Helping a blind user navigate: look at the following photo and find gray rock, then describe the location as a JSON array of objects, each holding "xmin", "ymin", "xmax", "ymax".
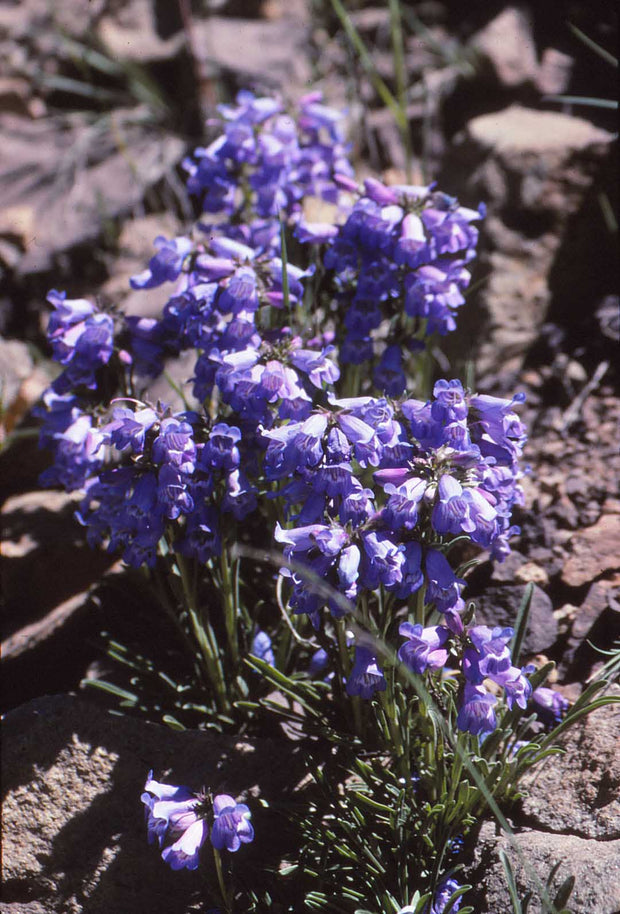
[
  {"xmin": 467, "ymin": 821, "xmax": 620, "ymax": 914},
  {"xmin": 471, "ymin": 7, "xmax": 538, "ymax": 88},
  {"xmin": 192, "ymin": 15, "xmax": 311, "ymax": 91},
  {"xmin": 519, "ymin": 686, "xmax": 620, "ymax": 839},
  {"xmin": 440, "ymin": 106, "xmax": 614, "ymax": 380},
  {"xmin": 1, "ymin": 115, "xmax": 185, "ymax": 276},
  {"xmin": 472, "ymin": 583, "xmax": 558, "ymax": 655},
  {"xmin": 1, "ymin": 694, "xmax": 306, "ymax": 913}
]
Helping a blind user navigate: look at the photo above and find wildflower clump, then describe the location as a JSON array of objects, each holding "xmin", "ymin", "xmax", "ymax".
[{"xmin": 33, "ymin": 87, "xmax": 607, "ymax": 914}]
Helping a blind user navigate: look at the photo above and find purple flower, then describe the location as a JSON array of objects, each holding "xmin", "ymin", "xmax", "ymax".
[
  {"xmin": 251, "ymin": 630, "xmax": 275, "ymax": 666},
  {"xmin": 373, "ymin": 345, "xmax": 407, "ymax": 396},
  {"xmin": 46, "ymin": 290, "xmax": 115, "ymax": 392},
  {"xmin": 162, "ymin": 818, "xmax": 209, "ymax": 871},
  {"xmin": 201, "ymin": 423, "xmax": 242, "ymax": 471},
  {"xmin": 210, "ymin": 795, "xmax": 254, "ymax": 852},
  {"xmin": 424, "ymin": 548, "xmax": 465, "ymax": 614},
  {"xmin": 130, "ymin": 235, "xmax": 193, "ymax": 289},
  {"xmin": 398, "ymin": 622, "xmax": 449, "ymax": 674},
  {"xmin": 346, "ymin": 645, "xmax": 387, "ymax": 699},
  {"xmin": 141, "ymin": 771, "xmax": 207, "ymax": 870},
  {"xmin": 101, "ymin": 405, "xmax": 158, "ymax": 453},
  {"xmin": 380, "ymin": 473, "xmax": 428, "ymax": 531},
  {"xmin": 428, "ymin": 878, "xmax": 463, "ymax": 914},
  {"xmin": 308, "ymin": 646, "xmax": 329, "ymax": 676},
  {"xmin": 457, "ymin": 683, "xmax": 497, "ymax": 737},
  {"xmin": 502, "ymin": 667, "xmax": 533, "ymax": 710},
  {"xmin": 532, "ymin": 686, "xmax": 569, "ymax": 727},
  {"xmin": 361, "ymin": 531, "xmax": 404, "ymax": 590},
  {"xmin": 464, "ymin": 625, "xmax": 514, "ymax": 685}
]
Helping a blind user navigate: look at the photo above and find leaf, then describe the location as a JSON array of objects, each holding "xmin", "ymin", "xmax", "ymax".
[
  {"xmin": 500, "ymin": 849, "xmax": 522, "ymax": 913},
  {"xmin": 80, "ymin": 677, "xmax": 138, "ymax": 703},
  {"xmin": 161, "ymin": 714, "xmax": 185, "ymax": 731},
  {"xmin": 553, "ymin": 875, "xmax": 575, "ymax": 910},
  {"xmin": 511, "ymin": 583, "xmax": 533, "ymax": 667}
]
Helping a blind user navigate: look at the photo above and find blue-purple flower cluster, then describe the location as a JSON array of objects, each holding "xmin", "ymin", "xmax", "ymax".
[
  {"xmin": 298, "ymin": 176, "xmax": 484, "ymax": 389},
  {"xmin": 142, "ymin": 771, "xmax": 254, "ymax": 871},
  {"xmin": 75, "ymin": 405, "xmax": 260, "ymax": 567},
  {"xmin": 183, "ymin": 89, "xmax": 352, "ymax": 226},
  {"xmin": 269, "ymin": 379, "xmax": 526, "ymax": 734},
  {"xmin": 270, "ymin": 379, "xmax": 525, "ymax": 627}
]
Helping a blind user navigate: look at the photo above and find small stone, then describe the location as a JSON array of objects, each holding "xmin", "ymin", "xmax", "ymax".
[
  {"xmin": 473, "ymin": 584, "xmax": 557, "ymax": 654},
  {"xmin": 472, "ymin": 8, "xmax": 538, "ymax": 88},
  {"xmin": 536, "ymin": 47, "xmax": 574, "ymax": 95},
  {"xmin": 514, "ymin": 561, "xmax": 549, "ymax": 587}
]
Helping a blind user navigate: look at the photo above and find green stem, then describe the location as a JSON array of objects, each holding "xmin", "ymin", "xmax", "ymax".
[
  {"xmin": 220, "ymin": 547, "xmax": 240, "ymax": 669},
  {"xmin": 446, "ymin": 731, "xmax": 466, "ymax": 807},
  {"xmin": 379, "ymin": 686, "xmax": 408, "ymax": 781},
  {"xmin": 175, "ymin": 553, "xmax": 230, "ymax": 714},
  {"xmin": 388, "ymin": 0, "xmax": 412, "ymax": 181},
  {"xmin": 212, "ymin": 846, "xmax": 233, "ymax": 913},
  {"xmin": 413, "ymin": 584, "xmax": 427, "ymax": 626}
]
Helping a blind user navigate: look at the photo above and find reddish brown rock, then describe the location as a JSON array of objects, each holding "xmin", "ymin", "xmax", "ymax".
[{"xmin": 562, "ymin": 514, "xmax": 620, "ymax": 587}]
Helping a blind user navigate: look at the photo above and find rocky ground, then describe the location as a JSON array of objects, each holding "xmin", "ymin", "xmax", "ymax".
[{"xmin": 1, "ymin": 1, "xmax": 618, "ymax": 912}]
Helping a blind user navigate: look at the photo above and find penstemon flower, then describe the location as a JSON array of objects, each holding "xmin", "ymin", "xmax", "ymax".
[{"xmin": 141, "ymin": 773, "xmax": 254, "ymax": 870}]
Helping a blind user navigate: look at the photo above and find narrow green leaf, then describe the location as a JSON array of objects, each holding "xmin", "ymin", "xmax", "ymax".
[
  {"xmin": 544, "ymin": 94, "xmax": 617, "ymax": 109},
  {"xmin": 511, "ymin": 583, "xmax": 533, "ymax": 666},
  {"xmin": 81, "ymin": 678, "xmax": 138, "ymax": 703},
  {"xmin": 162, "ymin": 714, "xmax": 186, "ymax": 731},
  {"xmin": 568, "ymin": 23, "xmax": 618, "ymax": 67}
]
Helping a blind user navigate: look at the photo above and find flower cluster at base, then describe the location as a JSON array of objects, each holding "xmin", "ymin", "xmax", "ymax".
[{"xmin": 141, "ymin": 771, "xmax": 254, "ymax": 871}]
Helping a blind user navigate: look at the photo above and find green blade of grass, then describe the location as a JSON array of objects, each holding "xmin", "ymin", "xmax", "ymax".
[
  {"xmin": 544, "ymin": 94, "xmax": 618, "ymax": 110},
  {"xmin": 568, "ymin": 23, "xmax": 618, "ymax": 67},
  {"xmin": 329, "ymin": 0, "xmax": 403, "ymax": 127}
]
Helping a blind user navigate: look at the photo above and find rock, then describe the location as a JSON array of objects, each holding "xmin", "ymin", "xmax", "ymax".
[
  {"xmin": 192, "ymin": 15, "xmax": 311, "ymax": 90},
  {"xmin": 514, "ymin": 561, "xmax": 549, "ymax": 588},
  {"xmin": 0, "ymin": 0, "xmax": 107, "ymax": 47},
  {"xmin": 0, "ymin": 337, "xmax": 48, "ymax": 440},
  {"xmin": 441, "ymin": 106, "xmax": 614, "ymax": 379},
  {"xmin": 520, "ymin": 687, "xmax": 620, "ymax": 839},
  {"xmin": 560, "ymin": 573, "xmax": 620, "ymax": 679},
  {"xmin": 1, "ymin": 490, "xmax": 118, "ymax": 711},
  {"xmin": 471, "ymin": 584, "xmax": 558, "ymax": 655},
  {"xmin": 536, "ymin": 47, "xmax": 574, "ymax": 96},
  {"xmin": 471, "ymin": 7, "xmax": 538, "ymax": 88},
  {"xmin": 467, "ymin": 821, "xmax": 620, "ymax": 914},
  {"xmin": 562, "ymin": 514, "xmax": 620, "ymax": 587},
  {"xmin": 1, "ymin": 694, "xmax": 306, "ymax": 913},
  {"xmin": 1, "ymin": 491, "xmax": 115, "ymax": 637},
  {"xmin": 466, "ymin": 106, "xmax": 611, "ymax": 156},
  {"xmin": 97, "ymin": 0, "xmax": 185, "ymax": 65},
  {"xmin": 1, "ymin": 114, "xmax": 185, "ymax": 276}
]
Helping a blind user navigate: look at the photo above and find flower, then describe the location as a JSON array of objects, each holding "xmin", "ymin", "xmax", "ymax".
[
  {"xmin": 346, "ymin": 645, "xmax": 387, "ymax": 699},
  {"xmin": 398, "ymin": 622, "xmax": 449, "ymax": 674},
  {"xmin": 456, "ymin": 683, "xmax": 497, "ymax": 737},
  {"xmin": 428, "ymin": 878, "xmax": 463, "ymax": 913},
  {"xmin": 532, "ymin": 686, "xmax": 569, "ymax": 728},
  {"xmin": 142, "ymin": 773, "xmax": 254, "ymax": 868},
  {"xmin": 141, "ymin": 771, "xmax": 207, "ymax": 870},
  {"xmin": 210, "ymin": 795, "xmax": 254, "ymax": 852},
  {"xmin": 251, "ymin": 630, "xmax": 275, "ymax": 666}
]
